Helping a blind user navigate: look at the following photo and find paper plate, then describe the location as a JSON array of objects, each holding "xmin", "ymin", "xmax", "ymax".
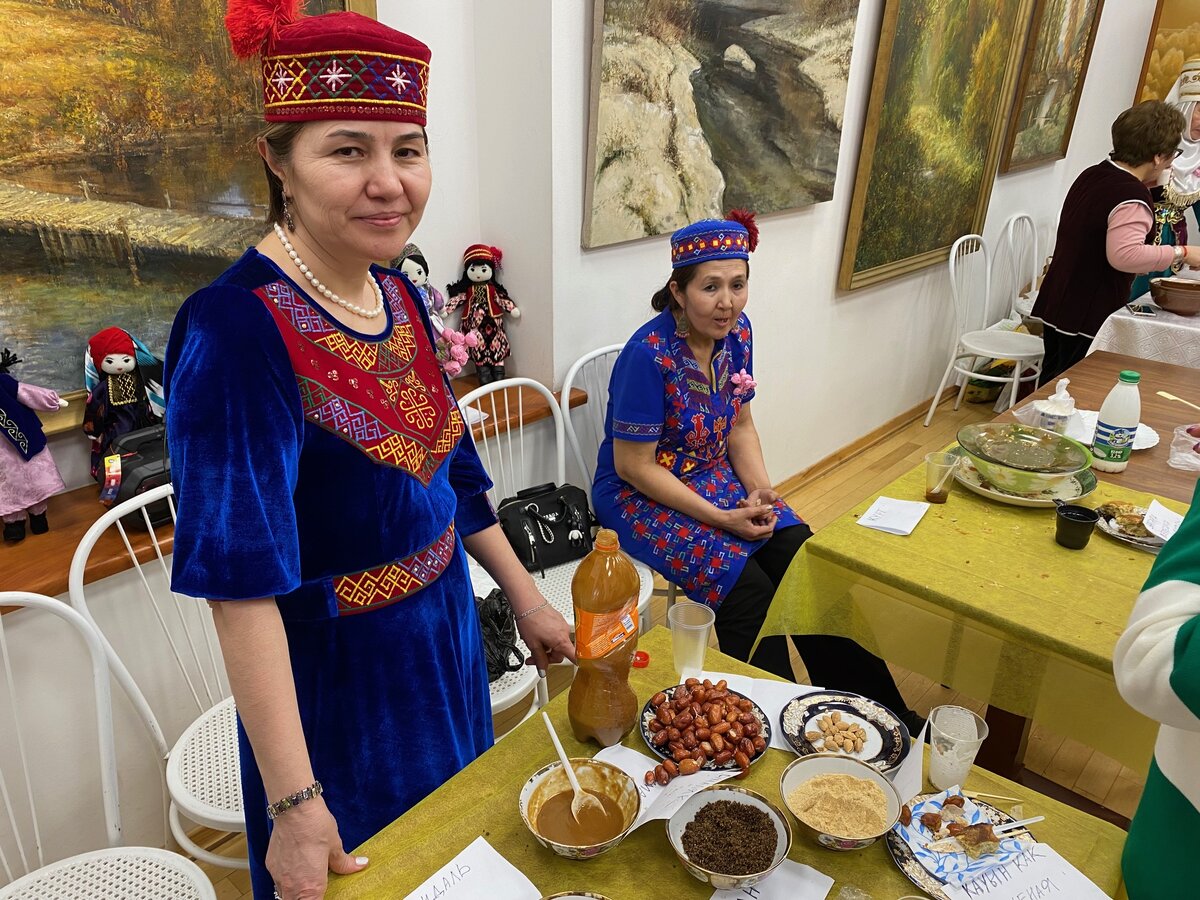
[
  {"xmin": 1096, "ymin": 511, "xmax": 1164, "ymax": 555},
  {"xmin": 949, "ymin": 447, "xmax": 1097, "ymax": 508}
]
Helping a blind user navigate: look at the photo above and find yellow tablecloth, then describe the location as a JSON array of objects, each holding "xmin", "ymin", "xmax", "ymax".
[
  {"xmin": 760, "ymin": 460, "xmax": 1190, "ymax": 771},
  {"xmin": 327, "ymin": 627, "xmax": 1126, "ymax": 899}
]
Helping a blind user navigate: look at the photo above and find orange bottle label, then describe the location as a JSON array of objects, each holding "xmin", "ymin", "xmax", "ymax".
[{"xmin": 575, "ymin": 603, "xmax": 638, "ymax": 660}]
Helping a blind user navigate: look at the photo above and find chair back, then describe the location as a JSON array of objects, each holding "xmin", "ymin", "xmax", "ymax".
[
  {"xmin": 68, "ymin": 484, "xmax": 227, "ymax": 768},
  {"xmin": 561, "ymin": 344, "xmax": 623, "ymax": 487},
  {"xmin": 949, "ymin": 234, "xmax": 991, "ymax": 337},
  {"xmin": 0, "ymin": 592, "xmax": 121, "ymax": 884},
  {"xmin": 1004, "ymin": 212, "xmax": 1039, "ymax": 315},
  {"xmin": 458, "ymin": 378, "xmax": 566, "ymax": 507}
]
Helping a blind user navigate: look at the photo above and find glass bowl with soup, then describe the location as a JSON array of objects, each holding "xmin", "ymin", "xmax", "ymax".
[
  {"xmin": 519, "ymin": 758, "xmax": 640, "ymax": 860},
  {"xmin": 779, "ymin": 754, "xmax": 901, "ymax": 851}
]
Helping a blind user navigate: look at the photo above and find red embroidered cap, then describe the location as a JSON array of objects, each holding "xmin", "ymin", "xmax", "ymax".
[
  {"xmin": 88, "ymin": 327, "xmax": 135, "ymax": 365},
  {"xmin": 462, "ymin": 244, "xmax": 503, "ymax": 267},
  {"xmin": 227, "ymin": 1, "xmax": 431, "ymax": 125}
]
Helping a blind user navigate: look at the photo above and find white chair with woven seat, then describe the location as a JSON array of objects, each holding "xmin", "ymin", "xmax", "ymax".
[
  {"xmin": 924, "ymin": 234, "xmax": 1045, "ymax": 426},
  {"xmin": 0, "ymin": 591, "xmax": 215, "ymax": 899},
  {"xmin": 67, "ymin": 484, "xmax": 247, "ymax": 870},
  {"xmin": 561, "ymin": 346, "xmax": 676, "ymax": 614},
  {"xmin": 459, "ymin": 377, "xmax": 654, "ymax": 637}
]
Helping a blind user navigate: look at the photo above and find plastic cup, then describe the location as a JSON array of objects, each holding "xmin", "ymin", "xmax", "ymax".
[
  {"xmin": 928, "ymin": 705, "xmax": 988, "ymax": 791},
  {"xmin": 924, "ymin": 452, "xmax": 959, "ymax": 504},
  {"xmin": 1055, "ymin": 504, "xmax": 1098, "ymax": 550},
  {"xmin": 667, "ymin": 602, "xmax": 714, "ymax": 680}
]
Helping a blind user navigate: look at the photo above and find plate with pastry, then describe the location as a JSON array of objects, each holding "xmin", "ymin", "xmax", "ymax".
[
  {"xmin": 886, "ymin": 788, "xmax": 1035, "ymax": 897},
  {"xmin": 1094, "ymin": 502, "xmax": 1165, "ymax": 554}
]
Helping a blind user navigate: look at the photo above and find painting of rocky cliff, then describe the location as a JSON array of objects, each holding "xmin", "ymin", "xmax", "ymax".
[
  {"xmin": 838, "ymin": 0, "xmax": 1031, "ymax": 290},
  {"xmin": 1001, "ymin": 0, "xmax": 1103, "ymax": 173},
  {"xmin": 582, "ymin": 0, "xmax": 862, "ymax": 249},
  {"xmin": 1136, "ymin": 0, "xmax": 1200, "ymax": 102}
]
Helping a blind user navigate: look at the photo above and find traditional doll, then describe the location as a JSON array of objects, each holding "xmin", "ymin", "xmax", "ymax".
[
  {"xmin": 82, "ymin": 327, "xmax": 157, "ymax": 480},
  {"xmin": 444, "ymin": 244, "xmax": 520, "ymax": 384},
  {"xmin": 394, "ymin": 243, "xmax": 446, "ymax": 335},
  {"xmin": 0, "ymin": 348, "xmax": 66, "ymax": 543}
]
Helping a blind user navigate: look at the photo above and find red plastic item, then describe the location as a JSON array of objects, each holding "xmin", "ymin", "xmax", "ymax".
[{"xmin": 632, "ymin": 651, "xmax": 650, "ymax": 669}]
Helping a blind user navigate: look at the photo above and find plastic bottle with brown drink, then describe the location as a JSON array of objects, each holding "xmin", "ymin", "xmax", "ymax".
[{"xmin": 568, "ymin": 528, "xmax": 641, "ymax": 747}]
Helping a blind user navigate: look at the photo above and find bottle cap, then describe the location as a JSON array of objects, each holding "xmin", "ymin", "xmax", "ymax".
[
  {"xmin": 594, "ymin": 528, "xmax": 618, "ymax": 550},
  {"xmin": 1118, "ymin": 370, "xmax": 1141, "ymax": 384}
]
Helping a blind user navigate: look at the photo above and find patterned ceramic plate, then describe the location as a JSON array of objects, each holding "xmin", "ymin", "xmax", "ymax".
[
  {"xmin": 639, "ymin": 684, "xmax": 770, "ymax": 770},
  {"xmin": 1097, "ymin": 511, "xmax": 1164, "ymax": 555},
  {"xmin": 885, "ymin": 791, "xmax": 1035, "ymax": 899},
  {"xmin": 949, "ymin": 447, "xmax": 1098, "ymax": 508},
  {"xmin": 777, "ymin": 690, "xmax": 910, "ymax": 774}
]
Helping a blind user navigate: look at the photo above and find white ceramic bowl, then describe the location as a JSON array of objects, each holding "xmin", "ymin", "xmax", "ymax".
[
  {"xmin": 518, "ymin": 759, "xmax": 640, "ymax": 860},
  {"xmin": 666, "ymin": 785, "xmax": 792, "ymax": 890},
  {"xmin": 779, "ymin": 754, "xmax": 902, "ymax": 851}
]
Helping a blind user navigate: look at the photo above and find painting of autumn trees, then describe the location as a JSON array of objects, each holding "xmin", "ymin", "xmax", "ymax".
[
  {"xmin": 1137, "ymin": 1, "xmax": 1200, "ymax": 102},
  {"xmin": 839, "ymin": 0, "xmax": 1029, "ymax": 290}
]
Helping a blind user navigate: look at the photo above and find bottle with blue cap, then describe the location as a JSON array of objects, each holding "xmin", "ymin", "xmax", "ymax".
[{"xmin": 1092, "ymin": 370, "xmax": 1141, "ymax": 473}]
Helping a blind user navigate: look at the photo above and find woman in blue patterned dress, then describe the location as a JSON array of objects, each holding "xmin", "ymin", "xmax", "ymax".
[{"xmin": 592, "ymin": 213, "xmax": 914, "ymax": 722}]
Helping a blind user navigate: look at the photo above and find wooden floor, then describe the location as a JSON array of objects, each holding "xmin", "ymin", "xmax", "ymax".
[{"xmin": 201, "ymin": 394, "xmax": 1143, "ymax": 898}]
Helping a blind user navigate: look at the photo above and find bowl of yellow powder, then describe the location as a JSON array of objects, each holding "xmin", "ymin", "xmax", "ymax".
[{"xmin": 779, "ymin": 755, "xmax": 901, "ymax": 850}]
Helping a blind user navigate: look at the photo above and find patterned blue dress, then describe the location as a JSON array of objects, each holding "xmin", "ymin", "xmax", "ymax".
[{"xmin": 592, "ymin": 310, "xmax": 802, "ymax": 607}]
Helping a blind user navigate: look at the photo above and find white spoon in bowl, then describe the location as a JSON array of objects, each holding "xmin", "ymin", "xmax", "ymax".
[{"xmin": 541, "ymin": 711, "xmax": 603, "ymax": 824}]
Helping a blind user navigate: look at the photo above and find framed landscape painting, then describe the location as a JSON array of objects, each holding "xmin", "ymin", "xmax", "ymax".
[
  {"xmin": 1136, "ymin": 0, "xmax": 1200, "ymax": 102},
  {"xmin": 0, "ymin": 0, "xmax": 373, "ymax": 435},
  {"xmin": 582, "ymin": 0, "xmax": 863, "ymax": 249},
  {"xmin": 1000, "ymin": 0, "xmax": 1104, "ymax": 173},
  {"xmin": 838, "ymin": 0, "xmax": 1033, "ymax": 291}
]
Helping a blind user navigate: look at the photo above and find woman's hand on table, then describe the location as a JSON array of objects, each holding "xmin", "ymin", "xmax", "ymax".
[
  {"xmin": 721, "ymin": 503, "xmax": 777, "ymax": 541},
  {"xmin": 513, "ymin": 595, "xmax": 576, "ymax": 673},
  {"xmin": 266, "ymin": 797, "xmax": 366, "ymax": 900}
]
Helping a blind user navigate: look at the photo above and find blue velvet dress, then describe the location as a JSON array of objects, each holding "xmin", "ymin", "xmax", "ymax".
[
  {"xmin": 164, "ymin": 250, "xmax": 494, "ymax": 899},
  {"xmin": 591, "ymin": 310, "xmax": 802, "ymax": 608}
]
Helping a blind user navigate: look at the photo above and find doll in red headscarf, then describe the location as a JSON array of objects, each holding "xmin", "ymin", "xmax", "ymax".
[
  {"xmin": 444, "ymin": 244, "xmax": 520, "ymax": 384},
  {"xmin": 0, "ymin": 348, "xmax": 66, "ymax": 543},
  {"xmin": 82, "ymin": 327, "xmax": 157, "ymax": 480}
]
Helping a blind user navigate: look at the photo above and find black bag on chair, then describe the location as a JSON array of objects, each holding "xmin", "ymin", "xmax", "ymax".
[
  {"xmin": 474, "ymin": 588, "xmax": 524, "ymax": 683},
  {"xmin": 497, "ymin": 482, "xmax": 593, "ymax": 576}
]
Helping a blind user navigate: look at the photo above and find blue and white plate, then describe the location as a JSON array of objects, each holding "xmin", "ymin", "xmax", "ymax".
[
  {"xmin": 778, "ymin": 690, "xmax": 910, "ymax": 774},
  {"xmin": 885, "ymin": 789, "xmax": 1035, "ymax": 898}
]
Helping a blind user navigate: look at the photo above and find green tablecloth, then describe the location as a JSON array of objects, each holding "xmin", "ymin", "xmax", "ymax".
[
  {"xmin": 759, "ymin": 460, "xmax": 1190, "ymax": 772},
  {"xmin": 327, "ymin": 627, "xmax": 1126, "ymax": 899}
]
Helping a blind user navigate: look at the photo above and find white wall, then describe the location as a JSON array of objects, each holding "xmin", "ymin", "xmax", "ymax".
[{"xmin": 548, "ymin": 0, "xmax": 1160, "ymax": 485}]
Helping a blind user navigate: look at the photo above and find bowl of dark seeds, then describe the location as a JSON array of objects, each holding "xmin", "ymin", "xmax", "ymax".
[{"xmin": 666, "ymin": 785, "xmax": 792, "ymax": 890}]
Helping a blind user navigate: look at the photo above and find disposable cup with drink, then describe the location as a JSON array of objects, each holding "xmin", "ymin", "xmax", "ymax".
[
  {"xmin": 924, "ymin": 452, "xmax": 959, "ymax": 504},
  {"xmin": 928, "ymin": 705, "xmax": 988, "ymax": 791},
  {"xmin": 667, "ymin": 601, "xmax": 715, "ymax": 680}
]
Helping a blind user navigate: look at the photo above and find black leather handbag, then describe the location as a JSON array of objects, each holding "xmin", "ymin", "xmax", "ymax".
[{"xmin": 497, "ymin": 482, "xmax": 594, "ymax": 576}]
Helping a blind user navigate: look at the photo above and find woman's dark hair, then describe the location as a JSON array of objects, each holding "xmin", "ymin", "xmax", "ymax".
[
  {"xmin": 1110, "ymin": 101, "xmax": 1186, "ymax": 165},
  {"xmin": 258, "ymin": 123, "xmax": 430, "ymax": 226},
  {"xmin": 650, "ymin": 260, "xmax": 750, "ymax": 311}
]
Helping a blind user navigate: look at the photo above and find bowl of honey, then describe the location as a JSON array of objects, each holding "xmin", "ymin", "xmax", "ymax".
[{"xmin": 519, "ymin": 758, "xmax": 640, "ymax": 860}]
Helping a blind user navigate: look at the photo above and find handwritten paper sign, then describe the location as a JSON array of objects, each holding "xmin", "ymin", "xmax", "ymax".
[
  {"xmin": 594, "ymin": 744, "xmax": 737, "ymax": 828},
  {"xmin": 402, "ymin": 836, "xmax": 540, "ymax": 900},
  {"xmin": 943, "ymin": 844, "xmax": 1108, "ymax": 900},
  {"xmin": 709, "ymin": 858, "xmax": 834, "ymax": 899},
  {"xmin": 1144, "ymin": 499, "xmax": 1184, "ymax": 542},
  {"xmin": 857, "ymin": 497, "xmax": 930, "ymax": 536}
]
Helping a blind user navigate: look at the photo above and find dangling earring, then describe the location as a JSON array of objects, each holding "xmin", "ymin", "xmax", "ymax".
[
  {"xmin": 282, "ymin": 193, "xmax": 296, "ymax": 232},
  {"xmin": 673, "ymin": 308, "xmax": 690, "ymax": 338}
]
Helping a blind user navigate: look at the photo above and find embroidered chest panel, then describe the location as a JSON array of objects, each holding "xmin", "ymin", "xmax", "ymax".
[{"xmin": 258, "ymin": 274, "xmax": 463, "ymax": 486}]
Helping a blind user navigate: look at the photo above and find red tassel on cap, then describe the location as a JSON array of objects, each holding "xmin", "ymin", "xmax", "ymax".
[
  {"xmin": 727, "ymin": 208, "xmax": 759, "ymax": 252},
  {"xmin": 490, "ymin": 246, "xmax": 504, "ymax": 267},
  {"xmin": 226, "ymin": 0, "xmax": 303, "ymax": 59}
]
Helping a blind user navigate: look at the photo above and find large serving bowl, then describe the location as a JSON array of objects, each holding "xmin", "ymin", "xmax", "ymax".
[
  {"xmin": 779, "ymin": 754, "xmax": 902, "ymax": 851},
  {"xmin": 666, "ymin": 785, "xmax": 792, "ymax": 890},
  {"xmin": 1150, "ymin": 276, "xmax": 1200, "ymax": 316},
  {"xmin": 957, "ymin": 423, "xmax": 1092, "ymax": 494},
  {"xmin": 519, "ymin": 759, "xmax": 640, "ymax": 860}
]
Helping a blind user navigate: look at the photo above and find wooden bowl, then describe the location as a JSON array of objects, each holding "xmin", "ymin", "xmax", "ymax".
[{"xmin": 1149, "ymin": 277, "xmax": 1200, "ymax": 316}]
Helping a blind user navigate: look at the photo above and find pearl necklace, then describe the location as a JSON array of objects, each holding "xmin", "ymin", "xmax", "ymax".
[{"xmin": 273, "ymin": 222, "xmax": 384, "ymax": 318}]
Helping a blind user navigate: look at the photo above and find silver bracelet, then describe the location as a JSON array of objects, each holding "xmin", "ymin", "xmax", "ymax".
[
  {"xmin": 266, "ymin": 780, "xmax": 323, "ymax": 820},
  {"xmin": 516, "ymin": 601, "xmax": 549, "ymax": 620}
]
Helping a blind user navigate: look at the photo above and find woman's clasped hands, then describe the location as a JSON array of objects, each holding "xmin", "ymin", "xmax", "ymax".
[{"xmin": 725, "ymin": 488, "xmax": 781, "ymax": 540}]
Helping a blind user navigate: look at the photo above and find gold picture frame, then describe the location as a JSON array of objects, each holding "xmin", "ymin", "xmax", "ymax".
[
  {"xmin": 1135, "ymin": 0, "xmax": 1200, "ymax": 102},
  {"xmin": 838, "ymin": 0, "xmax": 1033, "ymax": 291}
]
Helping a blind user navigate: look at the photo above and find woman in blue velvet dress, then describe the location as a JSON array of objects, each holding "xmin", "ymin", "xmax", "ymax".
[
  {"xmin": 593, "ymin": 214, "xmax": 916, "ymax": 727},
  {"xmin": 165, "ymin": 8, "xmax": 572, "ymax": 900}
]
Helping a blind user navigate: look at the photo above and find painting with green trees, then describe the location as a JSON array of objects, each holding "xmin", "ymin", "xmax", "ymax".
[
  {"xmin": 0, "ymin": 0, "xmax": 354, "ymax": 414},
  {"xmin": 839, "ymin": 0, "xmax": 1031, "ymax": 290}
]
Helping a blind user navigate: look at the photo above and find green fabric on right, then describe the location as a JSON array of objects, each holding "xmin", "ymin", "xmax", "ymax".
[{"xmin": 1123, "ymin": 757, "xmax": 1200, "ymax": 898}]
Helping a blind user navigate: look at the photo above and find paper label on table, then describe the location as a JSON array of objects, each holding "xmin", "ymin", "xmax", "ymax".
[
  {"xmin": 857, "ymin": 497, "xmax": 930, "ymax": 536},
  {"xmin": 593, "ymin": 744, "xmax": 736, "ymax": 828},
  {"xmin": 1144, "ymin": 499, "xmax": 1184, "ymax": 542},
  {"xmin": 943, "ymin": 844, "xmax": 1108, "ymax": 900},
  {"xmin": 709, "ymin": 858, "xmax": 834, "ymax": 899},
  {"xmin": 890, "ymin": 719, "xmax": 928, "ymax": 803},
  {"xmin": 402, "ymin": 836, "xmax": 539, "ymax": 900}
]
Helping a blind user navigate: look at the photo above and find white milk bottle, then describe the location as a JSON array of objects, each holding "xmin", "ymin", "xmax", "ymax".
[{"xmin": 1092, "ymin": 371, "xmax": 1141, "ymax": 473}]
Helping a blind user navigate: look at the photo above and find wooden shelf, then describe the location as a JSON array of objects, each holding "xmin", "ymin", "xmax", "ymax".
[{"xmin": 3, "ymin": 378, "xmax": 587, "ymax": 609}]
